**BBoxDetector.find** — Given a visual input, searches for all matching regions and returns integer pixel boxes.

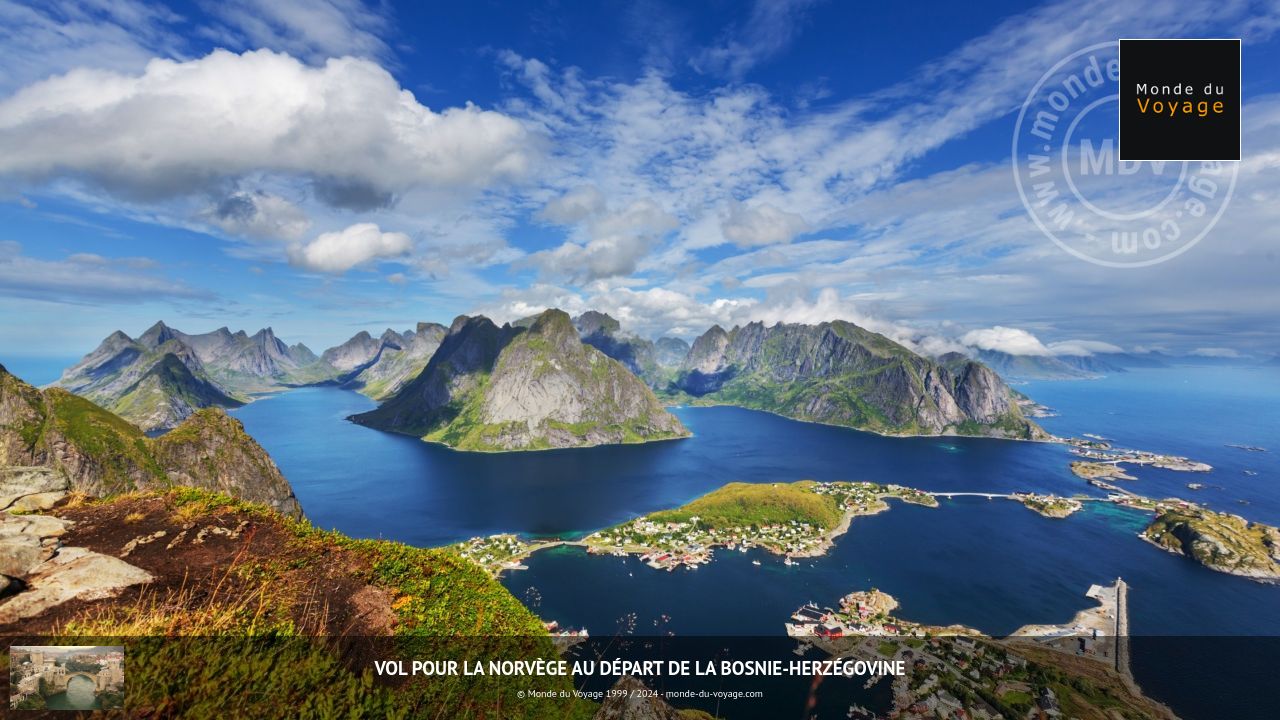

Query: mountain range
[323,323,449,400]
[49,310,1058,446]
[669,322,1045,439]
[351,309,689,451]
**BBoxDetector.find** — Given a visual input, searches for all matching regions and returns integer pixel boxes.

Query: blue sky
[1,0,1279,362]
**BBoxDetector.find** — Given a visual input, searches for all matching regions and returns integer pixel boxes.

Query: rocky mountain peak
[353,310,687,451]
[527,308,577,341]
[574,310,621,337]
[138,321,178,349]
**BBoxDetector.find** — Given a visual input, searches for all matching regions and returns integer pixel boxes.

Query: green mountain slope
[672,321,1044,439]
[1,365,300,517]
[353,309,689,451]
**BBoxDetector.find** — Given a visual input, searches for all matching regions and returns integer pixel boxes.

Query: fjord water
[230,366,1280,720]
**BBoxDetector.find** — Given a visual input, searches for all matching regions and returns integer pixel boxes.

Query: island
[1143,506,1280,582]
[1014,493,1083,518]
[581,481,937,570]
[1069,461,1136,481]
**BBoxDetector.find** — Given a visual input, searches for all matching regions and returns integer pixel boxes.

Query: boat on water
[752,560,761,566]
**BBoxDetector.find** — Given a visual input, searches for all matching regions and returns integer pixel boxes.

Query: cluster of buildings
[9,647,124,707]
[786,590,912,639]
[1069,445,1212,473]
[451,533,534,574]
[812,481,937,511]
[589,514,830,571]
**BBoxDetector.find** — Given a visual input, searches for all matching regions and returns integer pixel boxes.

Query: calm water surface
[229,367,1280,719]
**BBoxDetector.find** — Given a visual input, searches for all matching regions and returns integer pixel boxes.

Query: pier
[1115,577,1130,678]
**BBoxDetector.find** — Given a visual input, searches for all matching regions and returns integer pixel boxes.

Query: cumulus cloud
[720,202,810,247]
[203,191,311,241]
[960,326,1052,356]
[0,49,537,205]
[539,186,606,224]
[288,223,412,273]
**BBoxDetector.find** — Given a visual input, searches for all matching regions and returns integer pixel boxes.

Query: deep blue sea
[4,354,1278,719]
[226,366,1280,720]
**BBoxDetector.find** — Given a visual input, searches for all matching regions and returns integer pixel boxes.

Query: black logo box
[1119,38,1241,161]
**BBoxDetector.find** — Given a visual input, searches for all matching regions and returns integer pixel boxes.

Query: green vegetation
[53,488,594,719]
[361,310,687,451]
[648,481,843,530]
[45,388,168,493]
[1144,506,1280,579]
[671,319,1042,439]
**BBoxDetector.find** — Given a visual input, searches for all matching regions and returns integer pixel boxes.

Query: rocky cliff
[327,322,448,400]
[673,321,1043,439]
[573,311,685,389]
[1,365,301,518]
[353,310,689,451]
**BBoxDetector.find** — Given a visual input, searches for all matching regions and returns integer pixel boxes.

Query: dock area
[1007,578,1128,676]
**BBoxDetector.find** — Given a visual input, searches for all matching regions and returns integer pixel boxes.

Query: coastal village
[780,580,1162,719]
[583,482,940,571]
[449,436,1280,586]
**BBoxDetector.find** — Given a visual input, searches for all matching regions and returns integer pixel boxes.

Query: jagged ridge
[352,310,689,451]
[673,321,1044,439]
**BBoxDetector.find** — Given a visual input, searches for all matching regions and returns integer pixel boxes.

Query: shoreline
[673,400,1061,445]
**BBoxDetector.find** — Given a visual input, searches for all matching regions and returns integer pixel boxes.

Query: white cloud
[691,0,821,78]
[539,186,606,224]
[0,49,537,206]
[288,223,412,273]
[720,202,809,247]
[199,0,394,65]
[0,0,185,96]
[1046,339,1125,357]
[0,240,208,303]
[526,198,677,282]
[960,326,1052,356]
[1189,347,1242,358]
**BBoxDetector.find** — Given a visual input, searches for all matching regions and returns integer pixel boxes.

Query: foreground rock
[1,466,70,512]
[1,365,302,518]
[353,310,689,451]
[0,544,153,624]
[1144,506,1280,582]
[0,511,72,581]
